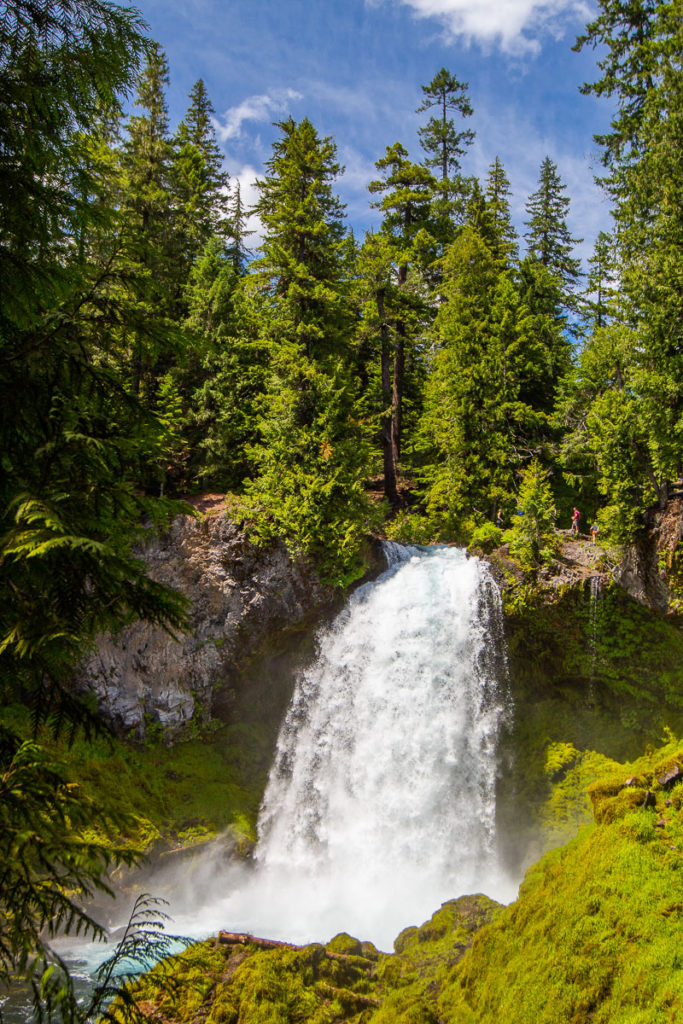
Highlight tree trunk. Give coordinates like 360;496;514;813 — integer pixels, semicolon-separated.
392;265;408;477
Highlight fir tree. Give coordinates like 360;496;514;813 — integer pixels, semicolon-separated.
582;230;616;331
0;2;187;1015
508;459;557;566
524;157;582;303
225;180;252;275
244;118;373;583
368;143;435;498
120;44;185;398
572;0;683;530
172;78;230;268
418;227;537;533
484;156;518;266
416;67;475;241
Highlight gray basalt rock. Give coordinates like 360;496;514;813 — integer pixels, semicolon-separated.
76;511;336;738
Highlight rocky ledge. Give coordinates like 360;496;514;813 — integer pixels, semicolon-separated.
77;502;338;738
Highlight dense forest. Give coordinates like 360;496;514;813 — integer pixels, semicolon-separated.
2;0;683;1019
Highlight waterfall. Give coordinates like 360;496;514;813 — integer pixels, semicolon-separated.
173;544;516;950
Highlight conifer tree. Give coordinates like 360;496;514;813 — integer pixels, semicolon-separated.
416;67;474;241
173;78;230;269
571;0;683;529
524;157;582;304
120;44;185;398
187;240;265;489
417;226;543;533
582;230;616;331
484;156;519;266
368;143;435;498
225;180;252;275
0;2;187;1014
244;118;373;583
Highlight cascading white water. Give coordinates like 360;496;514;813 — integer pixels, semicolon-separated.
171;543;517;950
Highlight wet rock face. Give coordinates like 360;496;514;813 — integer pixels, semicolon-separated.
77;513;336;738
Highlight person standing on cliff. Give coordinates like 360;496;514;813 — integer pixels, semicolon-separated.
571;507;580;536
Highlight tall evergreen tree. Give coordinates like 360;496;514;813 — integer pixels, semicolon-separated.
582;230;616;331
173;78;230;269
572;0;683;529
244;118;373;583
120;44;185;398
225;180;252;275
524;157;582;302
416;67;475;240
368;143;435;500
417;226;547;534
484;156;518;266
0;2;187;1013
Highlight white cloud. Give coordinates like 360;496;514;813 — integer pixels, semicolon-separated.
213;88;303;143
378;0;591;54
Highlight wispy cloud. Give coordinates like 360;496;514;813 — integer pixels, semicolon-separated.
213;88;303;143
374;0;591;54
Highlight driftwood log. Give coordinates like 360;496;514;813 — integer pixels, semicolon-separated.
216;931;301;950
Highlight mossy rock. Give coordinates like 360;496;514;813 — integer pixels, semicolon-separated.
361;940;380;960
417;896;501;944
326;931;363;957
591;786;651;824
394;925;418;954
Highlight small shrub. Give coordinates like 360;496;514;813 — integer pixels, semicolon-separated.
468;522;503;553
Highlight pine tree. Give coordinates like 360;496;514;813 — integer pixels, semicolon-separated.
582;230;616;331
225;180;252;275
187;241;265;489
172;78;230;268
484;156;518;266
508;459;557;566
416;67;475;241
368;142;435;499
524;157;582;303
120;44;185;398
244;118;374;583
418;227;536;533
571;0;683;530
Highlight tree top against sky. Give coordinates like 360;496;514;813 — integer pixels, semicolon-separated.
127;0;614;261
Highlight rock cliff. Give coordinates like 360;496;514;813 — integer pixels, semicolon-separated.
77;504;337;738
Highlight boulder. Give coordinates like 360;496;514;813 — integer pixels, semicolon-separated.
658;765;683;789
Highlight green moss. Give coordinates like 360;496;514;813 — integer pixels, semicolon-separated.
1;703;269;853
326;934;363;957
497;581;683;870
121;938;381;1024
432;740;683;1024
115;735;683;1024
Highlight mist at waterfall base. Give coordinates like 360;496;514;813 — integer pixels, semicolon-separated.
164;544;518;951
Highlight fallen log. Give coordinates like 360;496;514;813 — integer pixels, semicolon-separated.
217;931;302;951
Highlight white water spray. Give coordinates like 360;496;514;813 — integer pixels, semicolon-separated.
170;544;516;949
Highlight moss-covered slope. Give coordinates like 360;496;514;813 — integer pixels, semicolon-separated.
442;741;683;1023
116;741;683;1024
498;579;683;869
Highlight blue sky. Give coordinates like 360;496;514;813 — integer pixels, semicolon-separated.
131;0;614;265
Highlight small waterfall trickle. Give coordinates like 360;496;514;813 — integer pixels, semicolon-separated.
173;544;517;949
587;576;602;699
